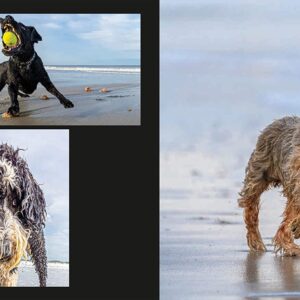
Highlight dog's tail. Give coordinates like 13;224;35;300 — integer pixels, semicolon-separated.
18;92;29;98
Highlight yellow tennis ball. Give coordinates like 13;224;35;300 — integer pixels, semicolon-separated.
3;31;18;47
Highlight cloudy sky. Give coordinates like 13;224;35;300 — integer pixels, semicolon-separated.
0;130;69;262
0;14;140;65
160;0;300;148
161;0;300;61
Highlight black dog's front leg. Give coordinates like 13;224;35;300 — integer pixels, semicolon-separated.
7;83;20;116
40;77;74;108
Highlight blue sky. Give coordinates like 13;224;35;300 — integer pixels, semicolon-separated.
0;130;69;262
0;14;140;65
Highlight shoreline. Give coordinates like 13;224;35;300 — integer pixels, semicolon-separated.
18;260;69;287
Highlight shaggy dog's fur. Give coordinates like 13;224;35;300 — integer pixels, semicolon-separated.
239;116;300;256
0;144;46;286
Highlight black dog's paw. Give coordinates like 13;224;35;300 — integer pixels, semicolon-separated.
62;99;74;108
7;106;20;117
18;92;30;98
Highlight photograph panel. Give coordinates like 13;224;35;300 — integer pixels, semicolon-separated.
0;14;140;125
0;129;69;287
161;1;300;299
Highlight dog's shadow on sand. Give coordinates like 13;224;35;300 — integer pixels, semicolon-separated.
243;252;300;299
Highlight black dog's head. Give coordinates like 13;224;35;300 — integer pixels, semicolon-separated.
0;15;42;57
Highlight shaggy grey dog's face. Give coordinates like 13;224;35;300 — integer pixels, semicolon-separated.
0;144;47;287
0;160;28;263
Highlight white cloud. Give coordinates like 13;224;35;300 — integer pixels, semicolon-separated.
43;22;62;29
77;14;140;51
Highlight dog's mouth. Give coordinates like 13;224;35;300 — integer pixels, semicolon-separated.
1;24;22;55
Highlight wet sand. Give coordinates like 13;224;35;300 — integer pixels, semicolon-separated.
161;152;300;300
0;83;140;125
18;261;69;287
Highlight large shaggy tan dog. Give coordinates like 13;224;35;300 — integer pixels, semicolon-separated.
238;116;300;256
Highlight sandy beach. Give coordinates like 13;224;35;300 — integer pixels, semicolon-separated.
0;83;140;126
17;261;69;287
0;66;140;126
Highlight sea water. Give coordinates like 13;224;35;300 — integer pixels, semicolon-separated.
45;65;140;87
18;261;69;287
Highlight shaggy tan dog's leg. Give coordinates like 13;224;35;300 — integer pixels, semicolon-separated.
273;202;300;256
242;201;266;251
239;181;268;251
291;216;300;239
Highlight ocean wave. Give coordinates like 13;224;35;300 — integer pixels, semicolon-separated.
20;261;69;269
45;66;140;74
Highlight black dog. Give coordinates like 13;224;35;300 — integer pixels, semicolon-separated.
0;15;74;117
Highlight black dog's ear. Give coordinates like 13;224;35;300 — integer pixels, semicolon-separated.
16;166;46;230
0;18;3;25
28;26;42;43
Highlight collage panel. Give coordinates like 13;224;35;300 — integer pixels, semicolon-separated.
0;129;69;287
0;14;140;126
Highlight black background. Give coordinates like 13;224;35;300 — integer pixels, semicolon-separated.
0;0;158;299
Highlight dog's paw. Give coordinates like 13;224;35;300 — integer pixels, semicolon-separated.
2;107;19;118
283;245;300;256
248;241;267;252
291;217;300;239
7;106;20;117
247;233;267;252
18;93;30;98
62;99;74;108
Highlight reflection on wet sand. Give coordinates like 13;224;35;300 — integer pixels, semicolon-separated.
243;252;300;299
244;252;264;285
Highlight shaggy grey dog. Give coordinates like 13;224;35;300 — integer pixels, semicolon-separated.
0;144;46;286
238;116;300;256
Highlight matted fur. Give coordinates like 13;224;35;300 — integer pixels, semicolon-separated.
239;116;300;256
0;144;47;286
0;209;30;286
